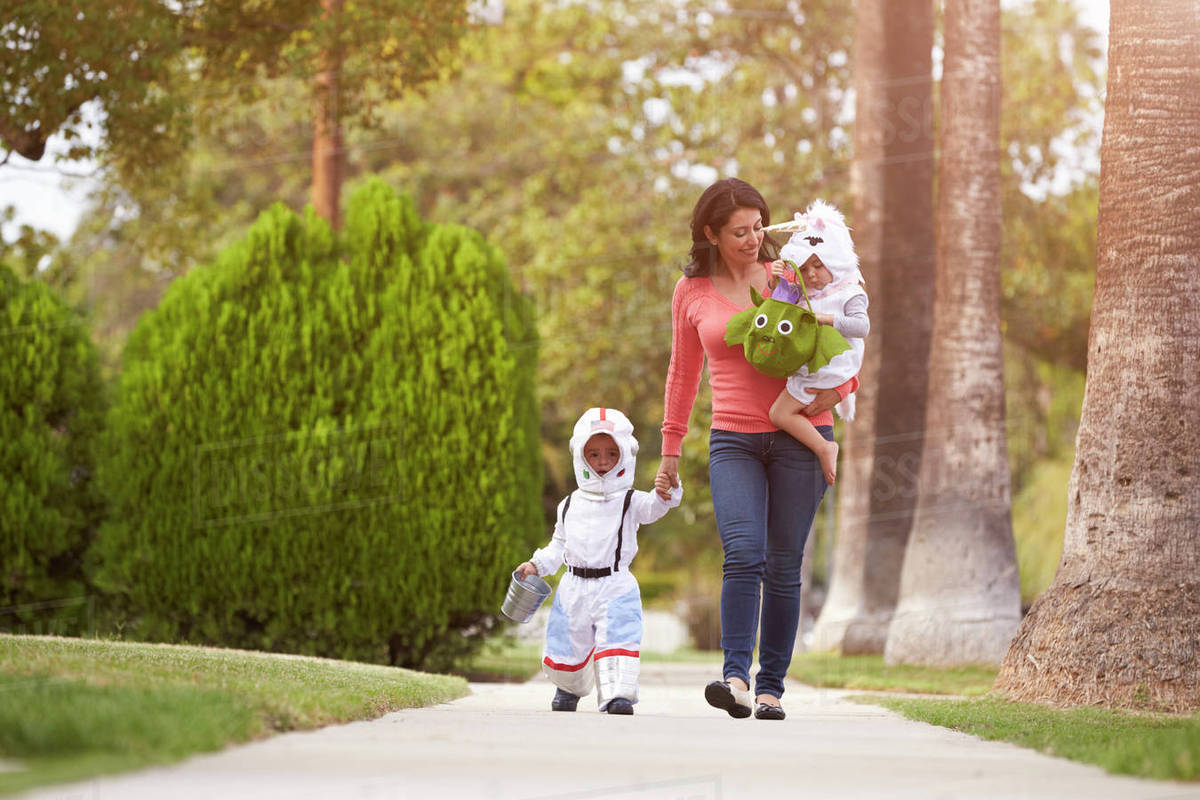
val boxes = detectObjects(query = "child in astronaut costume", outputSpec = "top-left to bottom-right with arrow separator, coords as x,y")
765,199 -> 870,486
515,408 -> 681,715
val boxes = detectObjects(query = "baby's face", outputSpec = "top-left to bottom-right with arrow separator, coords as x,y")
583,434 -> 621,476
798,254 -> 834,290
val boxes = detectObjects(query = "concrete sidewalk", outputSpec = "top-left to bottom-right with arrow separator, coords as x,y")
21,662 -> 1200,800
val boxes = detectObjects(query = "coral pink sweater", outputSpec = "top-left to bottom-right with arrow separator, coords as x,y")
661,269 -> 859,457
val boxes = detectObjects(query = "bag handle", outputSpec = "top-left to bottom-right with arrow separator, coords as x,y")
782,260 -> 816,316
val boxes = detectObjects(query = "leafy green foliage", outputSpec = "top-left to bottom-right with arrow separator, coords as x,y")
1010,455 -> 1072,604
0,207 -> 62,285
0,264 -> 105,628
1005,348 -> 1085,492
1,0 -> 466,189
0,1 -> 183,164
90,180 -> 540,669
995,1 -> 1100,592
1002,182 -> 1098,371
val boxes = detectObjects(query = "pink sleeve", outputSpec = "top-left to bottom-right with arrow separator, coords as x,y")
661,279 -> 704,457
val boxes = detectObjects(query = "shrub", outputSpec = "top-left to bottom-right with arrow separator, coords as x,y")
0,264 -> 104,632
92,180 -> 541,669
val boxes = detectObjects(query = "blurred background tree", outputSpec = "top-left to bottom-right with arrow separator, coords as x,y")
2,0 -> 467,226
0,263 -> 105,631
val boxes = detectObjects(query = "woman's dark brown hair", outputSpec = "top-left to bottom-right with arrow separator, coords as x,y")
683,178 -> 780,277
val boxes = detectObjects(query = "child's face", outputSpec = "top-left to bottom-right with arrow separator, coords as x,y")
583,434 -> 621,476
798,254 -> 834,290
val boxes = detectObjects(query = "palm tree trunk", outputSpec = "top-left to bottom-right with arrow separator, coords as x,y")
811,0 -> 935,654
312,0 -> 344,229
995,0 -> 1200,710
883,0 -> 1021,665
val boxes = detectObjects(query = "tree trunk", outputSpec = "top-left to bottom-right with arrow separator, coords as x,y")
995,0 -> 1200,710
811,0 -> 935,654
883,0 -> 1020,665
312,0 -> 344,229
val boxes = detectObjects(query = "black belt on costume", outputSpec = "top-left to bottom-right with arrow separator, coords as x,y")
568,565 -> 612,579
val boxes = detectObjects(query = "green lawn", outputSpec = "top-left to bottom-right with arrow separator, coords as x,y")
0,635 -> 468,795
867,695 -> 1200,782
784,650 -> 1200,782
789,652 -> 999,696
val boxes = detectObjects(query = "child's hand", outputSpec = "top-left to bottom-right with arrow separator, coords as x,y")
515,562 -> 538,578
654,471 -> 673,500
816,313 -> 834,326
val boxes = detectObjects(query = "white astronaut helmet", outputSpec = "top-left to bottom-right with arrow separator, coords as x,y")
568,407 -> 638,497
776,199 -> 864,299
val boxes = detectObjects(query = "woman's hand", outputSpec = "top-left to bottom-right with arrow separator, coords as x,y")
516,562 -> 538,578
800,388 -> 841,417
656,456 -> 680,500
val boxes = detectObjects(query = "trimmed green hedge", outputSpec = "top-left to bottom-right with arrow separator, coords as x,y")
0,264 -> 104,630
92,180 -> 541,669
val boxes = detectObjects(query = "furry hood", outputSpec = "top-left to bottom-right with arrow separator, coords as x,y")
777,199 -> 864,301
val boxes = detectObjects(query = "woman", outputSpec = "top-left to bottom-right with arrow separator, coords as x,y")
656,178 -> 857,720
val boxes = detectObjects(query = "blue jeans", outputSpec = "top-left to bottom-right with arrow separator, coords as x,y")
708,427 -> 831,699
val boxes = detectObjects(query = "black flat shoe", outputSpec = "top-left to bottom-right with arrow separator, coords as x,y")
754,702 -> 786,720
606,697 -> 634,715
704,680 -> 752,719
551,688 -> 580,712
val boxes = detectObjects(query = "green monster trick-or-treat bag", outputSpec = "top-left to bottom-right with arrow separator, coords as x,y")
724,272 -> 852,380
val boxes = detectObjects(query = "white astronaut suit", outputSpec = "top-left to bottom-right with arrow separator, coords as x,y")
529,408 -> 682,711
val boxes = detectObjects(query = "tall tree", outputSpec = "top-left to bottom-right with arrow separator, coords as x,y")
810,0 -> 935,654
1,1 -> 467,226
883,0 -> 1021,664
1,1 -> 181,168
996,0 -> 1200,710
312,0 -> 346,227
182,0 -> 467,228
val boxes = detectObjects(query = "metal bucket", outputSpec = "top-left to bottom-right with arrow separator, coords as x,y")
501,570 -> 552,623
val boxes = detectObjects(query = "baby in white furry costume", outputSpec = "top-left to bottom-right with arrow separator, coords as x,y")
765,200 -> 870,485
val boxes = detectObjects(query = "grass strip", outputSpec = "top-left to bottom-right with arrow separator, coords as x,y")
862,695 -> 1200,782
789,652 -> 998,696
0,635 -> 468,795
